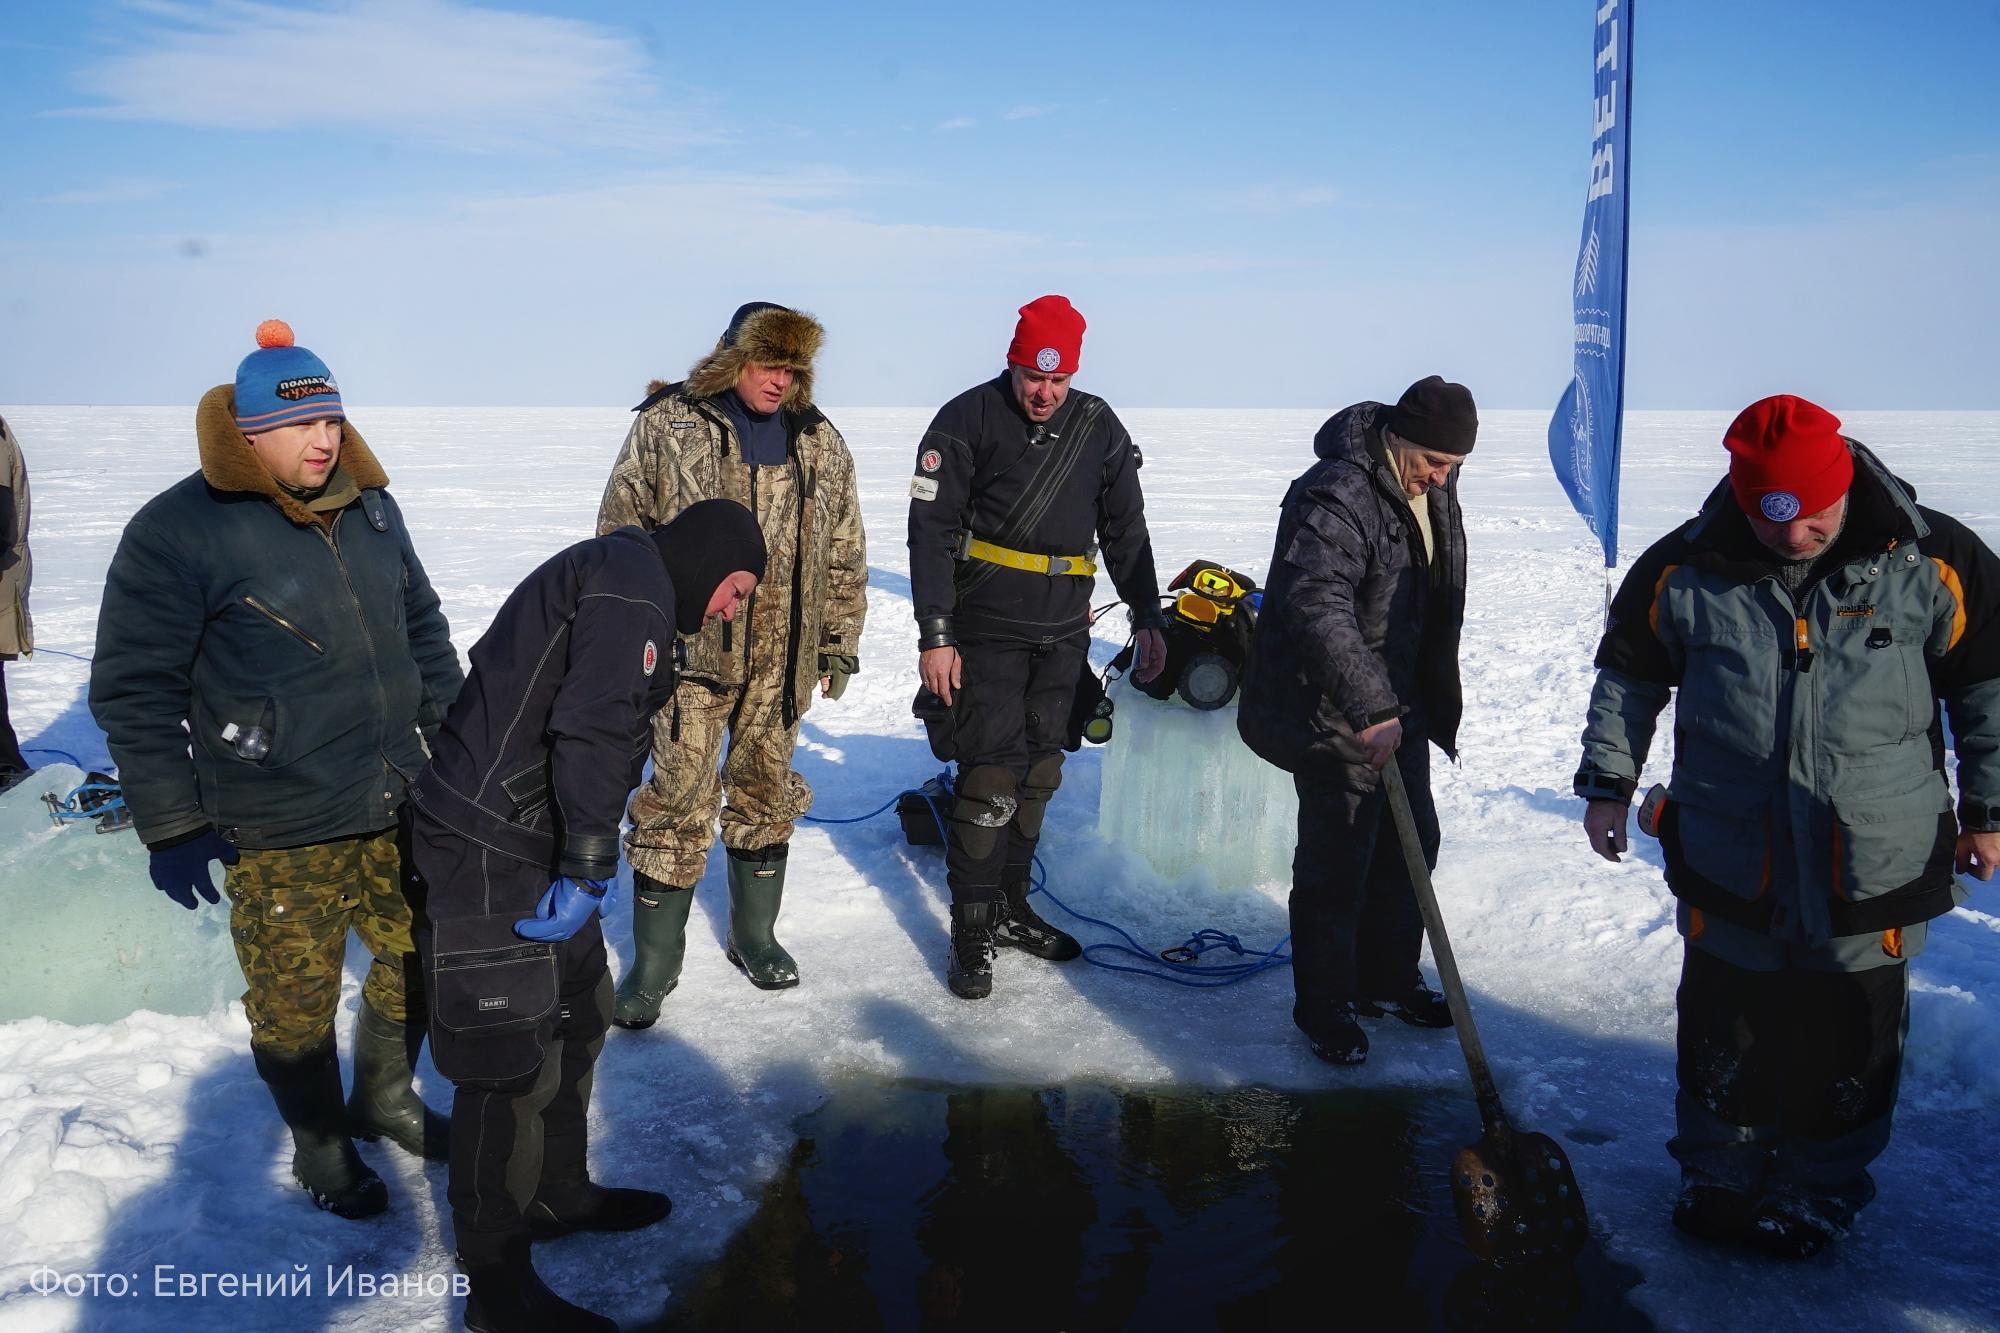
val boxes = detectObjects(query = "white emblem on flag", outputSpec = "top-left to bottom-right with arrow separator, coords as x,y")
642,640 -> 658,676
1760,492 -> 1802,522
1035,347 -> 1061,372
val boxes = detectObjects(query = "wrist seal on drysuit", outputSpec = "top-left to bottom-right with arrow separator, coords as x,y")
918,616 -> 957,651
559,832 -> 621,882
1573,767 -> 1636,804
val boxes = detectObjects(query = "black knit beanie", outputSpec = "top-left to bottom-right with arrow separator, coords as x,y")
651,499 -> 768,634
1389,375 -> 1479,455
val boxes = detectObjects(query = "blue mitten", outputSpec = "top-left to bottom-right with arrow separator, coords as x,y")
148,828 -> 240,910
514,876 -> 614,942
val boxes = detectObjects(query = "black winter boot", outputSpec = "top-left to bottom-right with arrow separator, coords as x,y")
612,874 -> 695,1030
1298,1003 -> 1369,1066
725,845 -> 799,989
1671,1183 -> 1760,1247
947,901 -> 1002,999
525,1180 -> 673,1240
1356,980 -> 1454,1029
994,864 -> 1081,961
461,1235 -> 615,1333
346,1001 -> 450,1160
254,1043 -> 388,1219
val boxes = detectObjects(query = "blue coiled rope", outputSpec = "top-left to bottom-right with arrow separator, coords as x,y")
807,771 -> 1289,988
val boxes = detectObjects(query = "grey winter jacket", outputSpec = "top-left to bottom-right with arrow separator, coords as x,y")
1237,401 -> 1466,784
91,387 -> 463,850
1577,442 -> 2000,939
0,415 -> 29,660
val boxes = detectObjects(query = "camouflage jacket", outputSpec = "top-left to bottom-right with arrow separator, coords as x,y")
597,383 -> 866,722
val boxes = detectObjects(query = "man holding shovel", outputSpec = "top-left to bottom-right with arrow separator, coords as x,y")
1576,396 -> 2000,1258
1238,376 -> 1477,1065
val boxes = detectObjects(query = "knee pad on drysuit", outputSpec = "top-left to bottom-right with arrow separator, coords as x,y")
949,765 -> 1019,861
1011,755 -> 1065,841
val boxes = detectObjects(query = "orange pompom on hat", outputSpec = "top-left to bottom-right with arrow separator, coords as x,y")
1006,295 -> 1086,375
233,319 -> 344,434
1724,395 -> 1853,523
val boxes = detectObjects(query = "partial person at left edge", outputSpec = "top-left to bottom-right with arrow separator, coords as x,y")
0,412 -> 31,792
88,320 -> 465,1219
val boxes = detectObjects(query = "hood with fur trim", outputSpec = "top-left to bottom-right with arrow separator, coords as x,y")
195,384 -> 387,527
677,305 -> 823,410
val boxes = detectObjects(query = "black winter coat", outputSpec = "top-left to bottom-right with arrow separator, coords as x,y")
1237,401 -> 1466,784
409,528 -> 678,886
907,375 -> 1163,646
91,396 -> 461,850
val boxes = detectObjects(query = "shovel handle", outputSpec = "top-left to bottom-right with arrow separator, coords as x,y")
1379,760 -> 1511,1136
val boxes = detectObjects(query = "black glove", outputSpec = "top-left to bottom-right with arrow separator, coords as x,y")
148,827 -> 240,910
819,652 -> 860,701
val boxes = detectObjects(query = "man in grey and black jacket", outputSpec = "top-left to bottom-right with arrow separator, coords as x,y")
1576,395 -> 2000,1259
1238,376 -> 1474,1066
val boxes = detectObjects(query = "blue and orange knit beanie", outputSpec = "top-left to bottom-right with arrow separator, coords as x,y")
233,320 -> 344,434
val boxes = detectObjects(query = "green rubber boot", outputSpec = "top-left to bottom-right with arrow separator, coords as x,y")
725,844 -> 799,990
611,874 -> 695,1030
345,1000 -> 451,1160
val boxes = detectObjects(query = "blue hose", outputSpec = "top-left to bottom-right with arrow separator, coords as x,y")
811,773 -> 1289,988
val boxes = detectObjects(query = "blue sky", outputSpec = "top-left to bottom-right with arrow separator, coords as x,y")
1,0 -> 1995,408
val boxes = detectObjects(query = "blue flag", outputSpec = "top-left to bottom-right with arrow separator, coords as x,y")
1549,0 -> 1634,568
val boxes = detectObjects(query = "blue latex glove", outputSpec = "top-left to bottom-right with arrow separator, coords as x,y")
514,876 -> 616,942
148,828 -> 240,910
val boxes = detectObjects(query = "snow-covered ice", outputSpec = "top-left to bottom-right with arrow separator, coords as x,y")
1,405 -> 1995,1331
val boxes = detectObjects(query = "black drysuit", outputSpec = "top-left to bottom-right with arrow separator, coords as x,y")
906,375 -> 1163,905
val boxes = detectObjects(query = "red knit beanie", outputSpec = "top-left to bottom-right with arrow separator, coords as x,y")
1724,395 -> 1854,522
1006,295 -> 1086,374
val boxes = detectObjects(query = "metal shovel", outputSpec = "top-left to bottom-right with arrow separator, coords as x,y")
1380,761 -> 1590,1264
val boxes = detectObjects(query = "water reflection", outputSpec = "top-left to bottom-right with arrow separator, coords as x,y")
658,1078 -> 1647,1332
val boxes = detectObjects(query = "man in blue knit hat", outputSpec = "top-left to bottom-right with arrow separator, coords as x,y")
91,320 -> 464,1219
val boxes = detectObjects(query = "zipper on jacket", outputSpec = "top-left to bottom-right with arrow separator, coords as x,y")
319,515 -> 396,787
1794,617 -> 1814,672
243,595 -> 326,654
742,462 -> 759,677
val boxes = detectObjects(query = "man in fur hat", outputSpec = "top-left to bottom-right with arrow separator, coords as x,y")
598,302 -> 868,1029
90,321 -> 464,1218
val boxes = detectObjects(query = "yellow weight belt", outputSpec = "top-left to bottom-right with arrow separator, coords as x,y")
962,536 -> 1098,577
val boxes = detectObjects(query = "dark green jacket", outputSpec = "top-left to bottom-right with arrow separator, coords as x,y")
91,386 -> 462,849
1577,442 -> 2000,940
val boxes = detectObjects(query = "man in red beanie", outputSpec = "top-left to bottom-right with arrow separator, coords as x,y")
1576,394 -> 2000,1258
906,295 -> 1166,998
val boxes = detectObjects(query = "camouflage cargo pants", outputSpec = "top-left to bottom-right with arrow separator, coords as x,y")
625,675 -> 812,885
225,822 -> 424,1057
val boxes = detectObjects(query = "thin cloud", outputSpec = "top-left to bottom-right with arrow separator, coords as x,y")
1002,105 -> 1054,121
60,0 -> 700,154
35,176 -> 181,205
935,117 -> 975,132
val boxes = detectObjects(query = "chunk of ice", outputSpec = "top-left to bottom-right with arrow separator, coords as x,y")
1,766 -> 242,1023
1096,679 -> 1297,887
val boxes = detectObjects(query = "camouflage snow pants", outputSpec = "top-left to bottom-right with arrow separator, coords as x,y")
624,675 -> 811,886
224,818 -> 425,1057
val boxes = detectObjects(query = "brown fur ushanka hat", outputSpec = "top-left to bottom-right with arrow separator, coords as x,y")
681,302 -> 824,410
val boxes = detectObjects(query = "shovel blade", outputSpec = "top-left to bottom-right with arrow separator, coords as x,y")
1451,1130 -> 1589,1265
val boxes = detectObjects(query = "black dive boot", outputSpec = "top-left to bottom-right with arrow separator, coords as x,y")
461,1235 -> 614,1333
612,873 -> 695,1029
994,862 -> 1081,961
346,1001 -> 450,1160
725,844 -> 799,990
525,1180 -> 673,1241
254,1043 -> 388,1219
947,901 -> 1002,999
